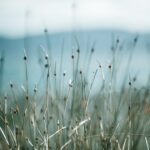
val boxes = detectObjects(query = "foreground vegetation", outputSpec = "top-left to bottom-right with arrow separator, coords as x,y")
0,34 -> 150,150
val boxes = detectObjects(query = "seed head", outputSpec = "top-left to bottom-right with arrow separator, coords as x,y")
108,65 -> 112,69
128,106 -> 131,111
99,64 -> 102,68
91,48 -> 94,53
4,94 -> 7,100
134,36 -> 138,43
40,108 -> 44,113
79,70 -> 82,74
14,110 -> 17,114
111,46 -> 115,51
43,116 -> 45,120
45,64 -> 48,68
98,116 -> 101,120
64,96 -> 67,102
26,95 -> 29,100
23,56 -> 27,60
77,48 -> 80,53
14,106 -> 19,114
10,82 -> 13,88
45,54 -> 48,60
133,77 -> 136,82
63,71 -> 66,76
49,116 -> 53,120
44,28 -> 48,33
34,85 -> 37,93
71,54 -> 74,59
23,49 -> 27,60
47,73 -> 49,78
0,57 -> 4,63
116,38 -> 119,44
24,110 -> 27,116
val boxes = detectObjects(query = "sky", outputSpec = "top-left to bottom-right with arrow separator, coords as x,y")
0,0 -> 150,37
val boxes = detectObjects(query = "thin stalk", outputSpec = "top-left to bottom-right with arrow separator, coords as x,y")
85,69 -> 98,114
0,127 -> 9,146
59,39 -> 64,97
4,94 -> 7,134
86,41 -> 96,75
45,60 -> 50,150
64,86 -> 71,118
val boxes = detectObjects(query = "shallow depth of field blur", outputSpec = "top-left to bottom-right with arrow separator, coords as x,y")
0,0 -> 150,149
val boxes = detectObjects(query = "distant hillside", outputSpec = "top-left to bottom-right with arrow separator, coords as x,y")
0,30 -> 150,92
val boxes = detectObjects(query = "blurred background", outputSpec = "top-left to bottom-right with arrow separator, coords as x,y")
0,0 -> 150,92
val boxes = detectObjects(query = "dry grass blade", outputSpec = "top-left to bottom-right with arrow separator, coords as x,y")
0,127 -> 9,145
122,138 -> 127,150
69,117 -> 91,137
60,139 -> 72,150
40,126 -> 66,146
145,137 -> 150,150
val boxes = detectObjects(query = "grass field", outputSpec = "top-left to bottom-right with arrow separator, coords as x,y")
0,34 -> 150,150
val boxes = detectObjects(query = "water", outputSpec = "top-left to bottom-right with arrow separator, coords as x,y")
0,30 -> 150,93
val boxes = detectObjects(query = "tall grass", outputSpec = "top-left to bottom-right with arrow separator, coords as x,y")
0,34 -> 150,150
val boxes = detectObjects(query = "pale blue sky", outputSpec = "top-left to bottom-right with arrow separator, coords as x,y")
0,0 -> 150,37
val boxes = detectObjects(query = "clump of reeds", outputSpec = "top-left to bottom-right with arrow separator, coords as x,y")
0,34 -> 150,150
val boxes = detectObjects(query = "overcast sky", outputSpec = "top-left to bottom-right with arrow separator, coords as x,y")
0,0 -> 150,37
